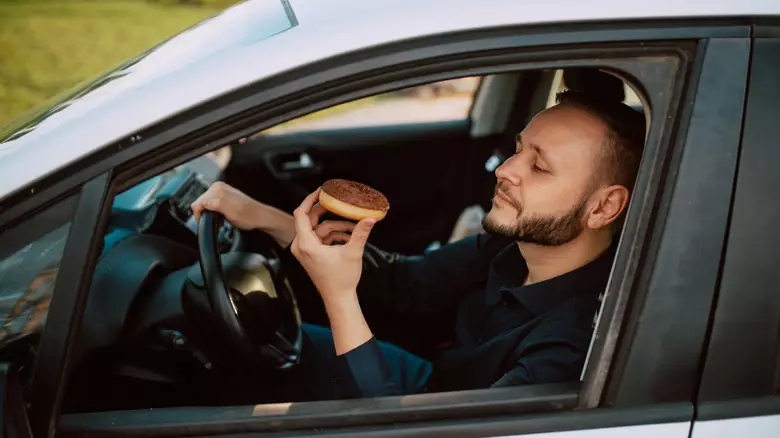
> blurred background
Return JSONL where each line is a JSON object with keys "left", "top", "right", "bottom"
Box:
{"left": 0, "top": 0, "right": 483, "bottom": 132}
{"left": 0, "top": 0, "right": 241, "bottom": 127}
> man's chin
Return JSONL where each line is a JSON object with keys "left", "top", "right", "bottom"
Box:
{"left": 482, "top": 214, "right": 518, "bottom": 238}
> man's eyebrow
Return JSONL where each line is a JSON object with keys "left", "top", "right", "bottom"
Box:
{"left": 515, "top": 134, "right": 549, "bottom": 162}
{"left": 530, "top": 144, "right": 548, "bottom": 162}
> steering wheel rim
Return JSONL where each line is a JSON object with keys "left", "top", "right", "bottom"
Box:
{"left": 197, "top": 211, "right": 301, "bottom": 369}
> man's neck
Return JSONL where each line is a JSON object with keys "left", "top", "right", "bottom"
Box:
{"left": 518, "top": 232, "right": 612, "bottom": 286}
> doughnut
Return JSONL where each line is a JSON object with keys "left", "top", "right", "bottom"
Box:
{"left": 319, "top": 179, "right": 390, "bottom": 221}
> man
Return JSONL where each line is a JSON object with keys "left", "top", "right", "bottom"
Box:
{"left": 192, "top": 90, "right": 646, "bottom": 399}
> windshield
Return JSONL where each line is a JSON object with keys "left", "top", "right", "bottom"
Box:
{"left": 0, "top": 0, "right": 298, "bottom": 146}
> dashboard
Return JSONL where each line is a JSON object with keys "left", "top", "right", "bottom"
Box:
{"left": 105, "top": 148, "right": 235, "bottom": 254}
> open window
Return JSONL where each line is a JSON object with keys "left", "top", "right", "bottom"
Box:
{"left": 55, "top": 36, "right": 696, "bottom": 437}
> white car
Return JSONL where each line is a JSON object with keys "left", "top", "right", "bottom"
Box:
{"left": 0, "top": 1, "right": 779, "bottom": 437}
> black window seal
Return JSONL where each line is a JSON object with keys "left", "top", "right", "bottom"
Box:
{"left": 58, "top": 399, "right": 693, "bottom": 437}
{"left": 0, "top": 18, "right": 750, "bottom": 222}
{"left": 27, "top": 172, "right": 112, "bottom": 438}
{"left": 59, "top": 383, "right": 578, "bottom": 436}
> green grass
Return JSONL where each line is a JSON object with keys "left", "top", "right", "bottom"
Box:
{"left": 0, "top": 0, "right": 233, "bottom": 127}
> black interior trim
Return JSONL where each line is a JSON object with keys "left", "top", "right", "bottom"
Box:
{"left": 697, "top": 38, "right": 780, "bottom": 402}
{"left": 603, "top": 38, "right": 750, "bottom": 406}
{"left": 59, "top": 383, "right": 578, "bottom": 436}
{"left": 60, "top": 400, "right": 693, "bottom": 438}
{"left": 0, "top": 20, "right": 750, "bottom": 221}
{"left": 28, "top": 172, "right": 112, "bottom": 438}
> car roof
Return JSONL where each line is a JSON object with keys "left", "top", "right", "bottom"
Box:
{"left": 0, "top": 0, "right": 777, "bottom": 202}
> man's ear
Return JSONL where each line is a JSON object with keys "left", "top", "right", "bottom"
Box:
{"left": 586, "top": 185, "right": 630, "bottom": 230}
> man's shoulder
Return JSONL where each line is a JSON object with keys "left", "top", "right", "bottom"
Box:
{"left": 543, "top": 292, "right": 603, "bottom": 332}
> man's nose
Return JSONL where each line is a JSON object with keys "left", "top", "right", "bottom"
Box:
{"left": 495, "top": 154, "right": 524, "bottom": 185}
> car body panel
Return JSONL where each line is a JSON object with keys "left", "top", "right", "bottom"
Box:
{"left": 691, "top": 414, "right": 780, "bottom": 438}
{"left": 0, "top": 0, "right": 778, "bottom": 202}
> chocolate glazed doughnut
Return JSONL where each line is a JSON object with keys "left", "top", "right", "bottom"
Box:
{"left": 318, "top": 179, "right": 390, "bottom": 221}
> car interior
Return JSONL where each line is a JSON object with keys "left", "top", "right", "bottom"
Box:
{"left": 51, "top": 67, "right": 647, "bottom": 413}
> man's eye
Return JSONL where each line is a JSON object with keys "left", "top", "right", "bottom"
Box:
{"left": 533, "top": 164, "right": 549, "bottom": 173}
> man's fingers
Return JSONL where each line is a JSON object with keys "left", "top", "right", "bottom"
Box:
{"left": 314, "top": 220, "right": 356, "bottom": 239}
{"left": 323, "top": 232, "right": 351, "bottom": 245}
{"left": 346, "top": 218, "right": 376, "bottom": 252}
{"left": 293, "top": 188, "right": 323, "bottom": 245}
{"left": 298, "top": 188, "right": 322, "bottom": 214}
{"left": 309, "top": 203, "right": 328, "bottom": 227}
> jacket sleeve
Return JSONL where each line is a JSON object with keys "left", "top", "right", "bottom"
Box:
{"left": 281, "top": 233, "right": 510, "bottom": 322}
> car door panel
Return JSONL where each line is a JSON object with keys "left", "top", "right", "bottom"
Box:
{"left": 692, "top": 36, "right": 780, "bottom": 437}
{"left": 226, "top": 119, "right": 493, "bottom": 254}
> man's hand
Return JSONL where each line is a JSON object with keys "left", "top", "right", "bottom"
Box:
{"left": 291, "top": 188, "right": 376, "bottom": 354}
{"left": 191, "top": 182, "right": 296, "bottom": 247}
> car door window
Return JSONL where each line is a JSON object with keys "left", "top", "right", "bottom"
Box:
{"left": 0, "top": 201, "right": 75, "bottom": 349}
{"left": 264, "top": 76, "right": 481, "bottom": 134}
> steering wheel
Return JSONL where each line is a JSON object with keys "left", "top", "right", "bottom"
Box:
{"left": 197, "top": 211, "right": 302, "bottom": 369}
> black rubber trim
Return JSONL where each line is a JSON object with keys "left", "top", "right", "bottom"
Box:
{"left": 60, "top": 383, "right": 578, "bottom": 435}
{"left": 0, "top": 20, "right": 749, "bottom": 220}
{"left": 754, "top": 19, "right": 780, "bottom": 38}
{"left": 0, "top": 363, "right": 33, "bottom": 438}
{"left": 698, "top": 396, "right": 780, "bottom": 422}
{"left": 59, "top": 399, "right": 692, "bottom": 438}
{"left": 603, "top": 38, "right": 750, "bottom": 406}
{"left": 697, "top": 38, "right": 780, "bottom": 402}
{"left": 28, "top": 172, "right": 112, "bottom": 438}
{"left": 58, "top": 383, "right": 579, "bottom": 436}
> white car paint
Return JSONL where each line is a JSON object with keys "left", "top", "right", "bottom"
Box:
{"left": 690, "top": 414, "right": 780, "bottom": 437}
{"left": 495, "top": 421, "right": 691, "bottom": 438}
{"left": 0, "top": 0, "right": 778, "bottom": 201}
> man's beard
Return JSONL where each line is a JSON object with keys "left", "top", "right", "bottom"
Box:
{"left": 482, "top": 187, "right": 589, "bottom": 246}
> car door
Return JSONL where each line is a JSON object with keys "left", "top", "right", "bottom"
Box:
{"left": 223, "top": 77, "right": 494, "bottom": 255}
{"left": 690, "top": 32, "right": 780, "bottom": 437}
{"left": 52, "top": 22, "right": 752, "bottom": 438}
{"left": 0, "top": 190, "right": 96, "bottom": 438}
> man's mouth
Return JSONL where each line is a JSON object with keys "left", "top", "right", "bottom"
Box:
{"left": 494, "top": 189, "right": 520, "bottom": 210}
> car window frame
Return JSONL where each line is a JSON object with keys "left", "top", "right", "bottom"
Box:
{"left": 0, "top": 19, "right": 750, "bottom": 437}
{"left": 24, "top": 174, "right": 112, "bottom": 438}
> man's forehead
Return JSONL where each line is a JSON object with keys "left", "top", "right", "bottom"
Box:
{"left": 519, "top": 106, "right": 608, "bottom": 155}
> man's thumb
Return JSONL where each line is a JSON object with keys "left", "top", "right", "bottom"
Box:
{"left": 348, "top": 218, "right": 376, "bottom": 250}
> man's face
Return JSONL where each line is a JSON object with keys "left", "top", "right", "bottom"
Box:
{"left": 483, "top": 106, "right": 609, "bottom": 245}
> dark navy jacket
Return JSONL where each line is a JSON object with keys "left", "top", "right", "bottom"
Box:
{"left": 287, "top": 233, "right": 615, "bottom": 398}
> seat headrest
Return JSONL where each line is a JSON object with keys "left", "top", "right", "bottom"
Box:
{"left": 563, "top": 68, "right": 625, "bottom": 103}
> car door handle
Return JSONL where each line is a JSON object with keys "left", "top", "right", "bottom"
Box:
{"left": 280, "top": 152, "right": 315, "bottom": 171}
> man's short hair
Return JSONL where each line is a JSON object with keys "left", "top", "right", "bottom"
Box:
{"left": 555, "top": 89, "right": 646, "bottom": 191}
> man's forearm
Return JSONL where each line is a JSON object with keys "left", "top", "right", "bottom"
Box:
{"left": 323, "top": 292, "right": 374, "bottom": 355}
{"left": 253, "top": 203, "right": 296, "bottom": 247}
